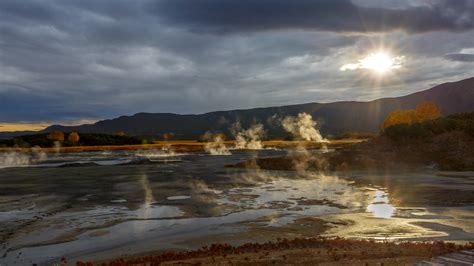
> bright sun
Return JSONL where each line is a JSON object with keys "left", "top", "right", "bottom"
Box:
{"left": 340, "top": 51, "right": 404, "bottom": 75}
{"left": 360, "top": 52, "right": 393, "bottom": 74}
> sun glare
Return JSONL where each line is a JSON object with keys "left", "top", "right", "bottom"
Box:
{"left": 360, "top": 52, "right": 394, "bottom": 74}
{"left": 340, "top": 51, "right": 404, "bottom": 75}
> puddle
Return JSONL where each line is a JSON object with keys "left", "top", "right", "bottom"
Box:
{"left": 366, "top": 190, "right": 396, "bottom": 218}
{"left": 167, "top": 196, "right": 192, "bottom": 200}
{"left": 110, "top": 199, "right": 127, "bottom": 203}
{"left": 223, "top": 174, "right": 366, "bottom": 212}
{"left": 134, "top": 149, "right": 187, "bottom": 158}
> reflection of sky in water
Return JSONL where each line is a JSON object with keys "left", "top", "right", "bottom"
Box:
{"left": 366, "top": 190, "right": 396, "bottom": 218}
{"left": 218, "top": 173, "right": 369, "bottom": 227}
{"left": 167, "top": 195, "right": 191, "bottom": 200}
{"left": 0, "top": 148, "right": 188, "bottom": 169}
{"left": 0, "top": 150, "right": 406, "bottom": 264}
{"left": 224, "top": 174, "right": 366, "bottom": 211}
{"left": 2, "top": 173, "right": 370, "bottom": 264}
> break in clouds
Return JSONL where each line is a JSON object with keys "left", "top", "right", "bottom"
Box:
{"left": 0, "top": 0, "right": 474, "bottom": 125}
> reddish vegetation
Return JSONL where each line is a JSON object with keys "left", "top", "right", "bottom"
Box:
{"left": 46, "top": 131, "right": 65, "bottom": 142}
{"left": 68, "top": 132, "right": 80, "bottom": 143}
{"left": 75, "top": 237, "right": 473, "bottom": 266}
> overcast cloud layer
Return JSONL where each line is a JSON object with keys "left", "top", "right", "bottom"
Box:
{"left": 0, "top": 0, "right": 473, "bottom": 125}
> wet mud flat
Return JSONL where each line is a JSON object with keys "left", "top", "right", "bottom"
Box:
{"left": 0, "top": 149, "right": 473, "bottom": 264}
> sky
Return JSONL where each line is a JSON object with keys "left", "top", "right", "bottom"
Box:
{"left": 1, "top": 0, "right": 474, "bottom": 131}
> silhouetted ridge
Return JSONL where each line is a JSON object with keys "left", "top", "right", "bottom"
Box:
{"left": 33, "top": 77, "right": 474, "bottom": 139}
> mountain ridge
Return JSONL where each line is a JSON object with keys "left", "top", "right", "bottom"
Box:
{"left": 3, "top": 77, "right": 474, "bottom": 139}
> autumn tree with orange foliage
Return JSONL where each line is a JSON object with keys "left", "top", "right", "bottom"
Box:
{"left": 68, "top": 132, "right": 80, "bottom": 143}
{"left": 163, "top": 133, "right": 174, "bottom": 141}
{"left": 416, "top": 101, "right": 441, "bottom": 120}
{"left": 382, "top": 101, "right": 441, "bottom": 130}
{"left": 47, "top": 131, "right": 65, "bottom": 142}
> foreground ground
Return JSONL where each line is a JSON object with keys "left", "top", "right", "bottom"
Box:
{"left": 77, "top": 237, "right": 473, "bottom": 265}
{"left": 1, "top": 140, "right": 473, "bottom": 265}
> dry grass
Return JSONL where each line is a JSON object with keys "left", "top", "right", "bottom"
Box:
{"left": 0, "top": 139, "right": 364, "bottom": 154}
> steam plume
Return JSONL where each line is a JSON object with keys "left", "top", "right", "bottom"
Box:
{"left": 281, "top": 113, "right": 329, "bottom": 173}
{"left": 203, "top": 132, "right": 231, "bottom": 155}
{"left": 0, "top": 147, "right": 47, "bottom": 169}
{"left": 140, "top": 174, "right": 155, "bottom": 207}
{"left": 282, "top": 113, "right": 326, "bottom": 142}
{"left": 53, "top": 141, "right": 62, "bottom": 153}
{"left": 234, "top": 124, "right": 265, "bottom": 149}
{"left": 135, "top": 144, "right": 180, "bottom": 158}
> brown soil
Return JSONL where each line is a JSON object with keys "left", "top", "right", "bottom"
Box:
{"left": 77, "top": 237, "right": 474, "bottom": 266}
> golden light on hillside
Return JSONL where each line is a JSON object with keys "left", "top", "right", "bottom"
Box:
{"left": 0, "top": 123, "right": 49, "bottom": 132}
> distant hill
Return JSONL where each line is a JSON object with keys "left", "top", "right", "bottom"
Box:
{"left": 0, "top": 131, "right": 37, "bottom": 139}
{"left": 0, "top": 133, "right": 142, "bottom": 147}
{"left": 9, "top": 77, "right": 474, "bottom": 140}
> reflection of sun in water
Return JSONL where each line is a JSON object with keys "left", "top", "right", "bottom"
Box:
{"left": 340, "top": 51, "right": 404, "bottom": 75}
{"left": 367, "top": 190, "right": 396, "bottom": 219}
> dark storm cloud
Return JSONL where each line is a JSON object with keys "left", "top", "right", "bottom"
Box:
{"left": 0, "top": 83, "right": 109, "bottom": 122}
{"left": 0, "top": 0, "right": 58, "bottom": 22}
{"left": 444, "top": 53, "right": 474, "bottom": 62}
{"left": 151, "top": 0, "right": 474, "bottom": 34}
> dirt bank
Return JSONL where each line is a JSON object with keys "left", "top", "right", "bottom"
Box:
{"left": 229, "top": 132, "right": 474, "bottom": 172}
{"left": 78, "top": 237, "right": 473, "bottom": 265}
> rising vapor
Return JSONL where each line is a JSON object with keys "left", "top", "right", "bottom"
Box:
{"left": 282, "top": 113, "right": 326, "bottom": 142}
{"left": 234, "top": 124, "right": 265, "bottom": 149}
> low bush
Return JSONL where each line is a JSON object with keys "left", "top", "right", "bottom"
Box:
{"left": 383, "top": 112, "right": 474, "bottom": 141}
{"left": 2, "top": 133, "right": 142, "bottom": 148}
